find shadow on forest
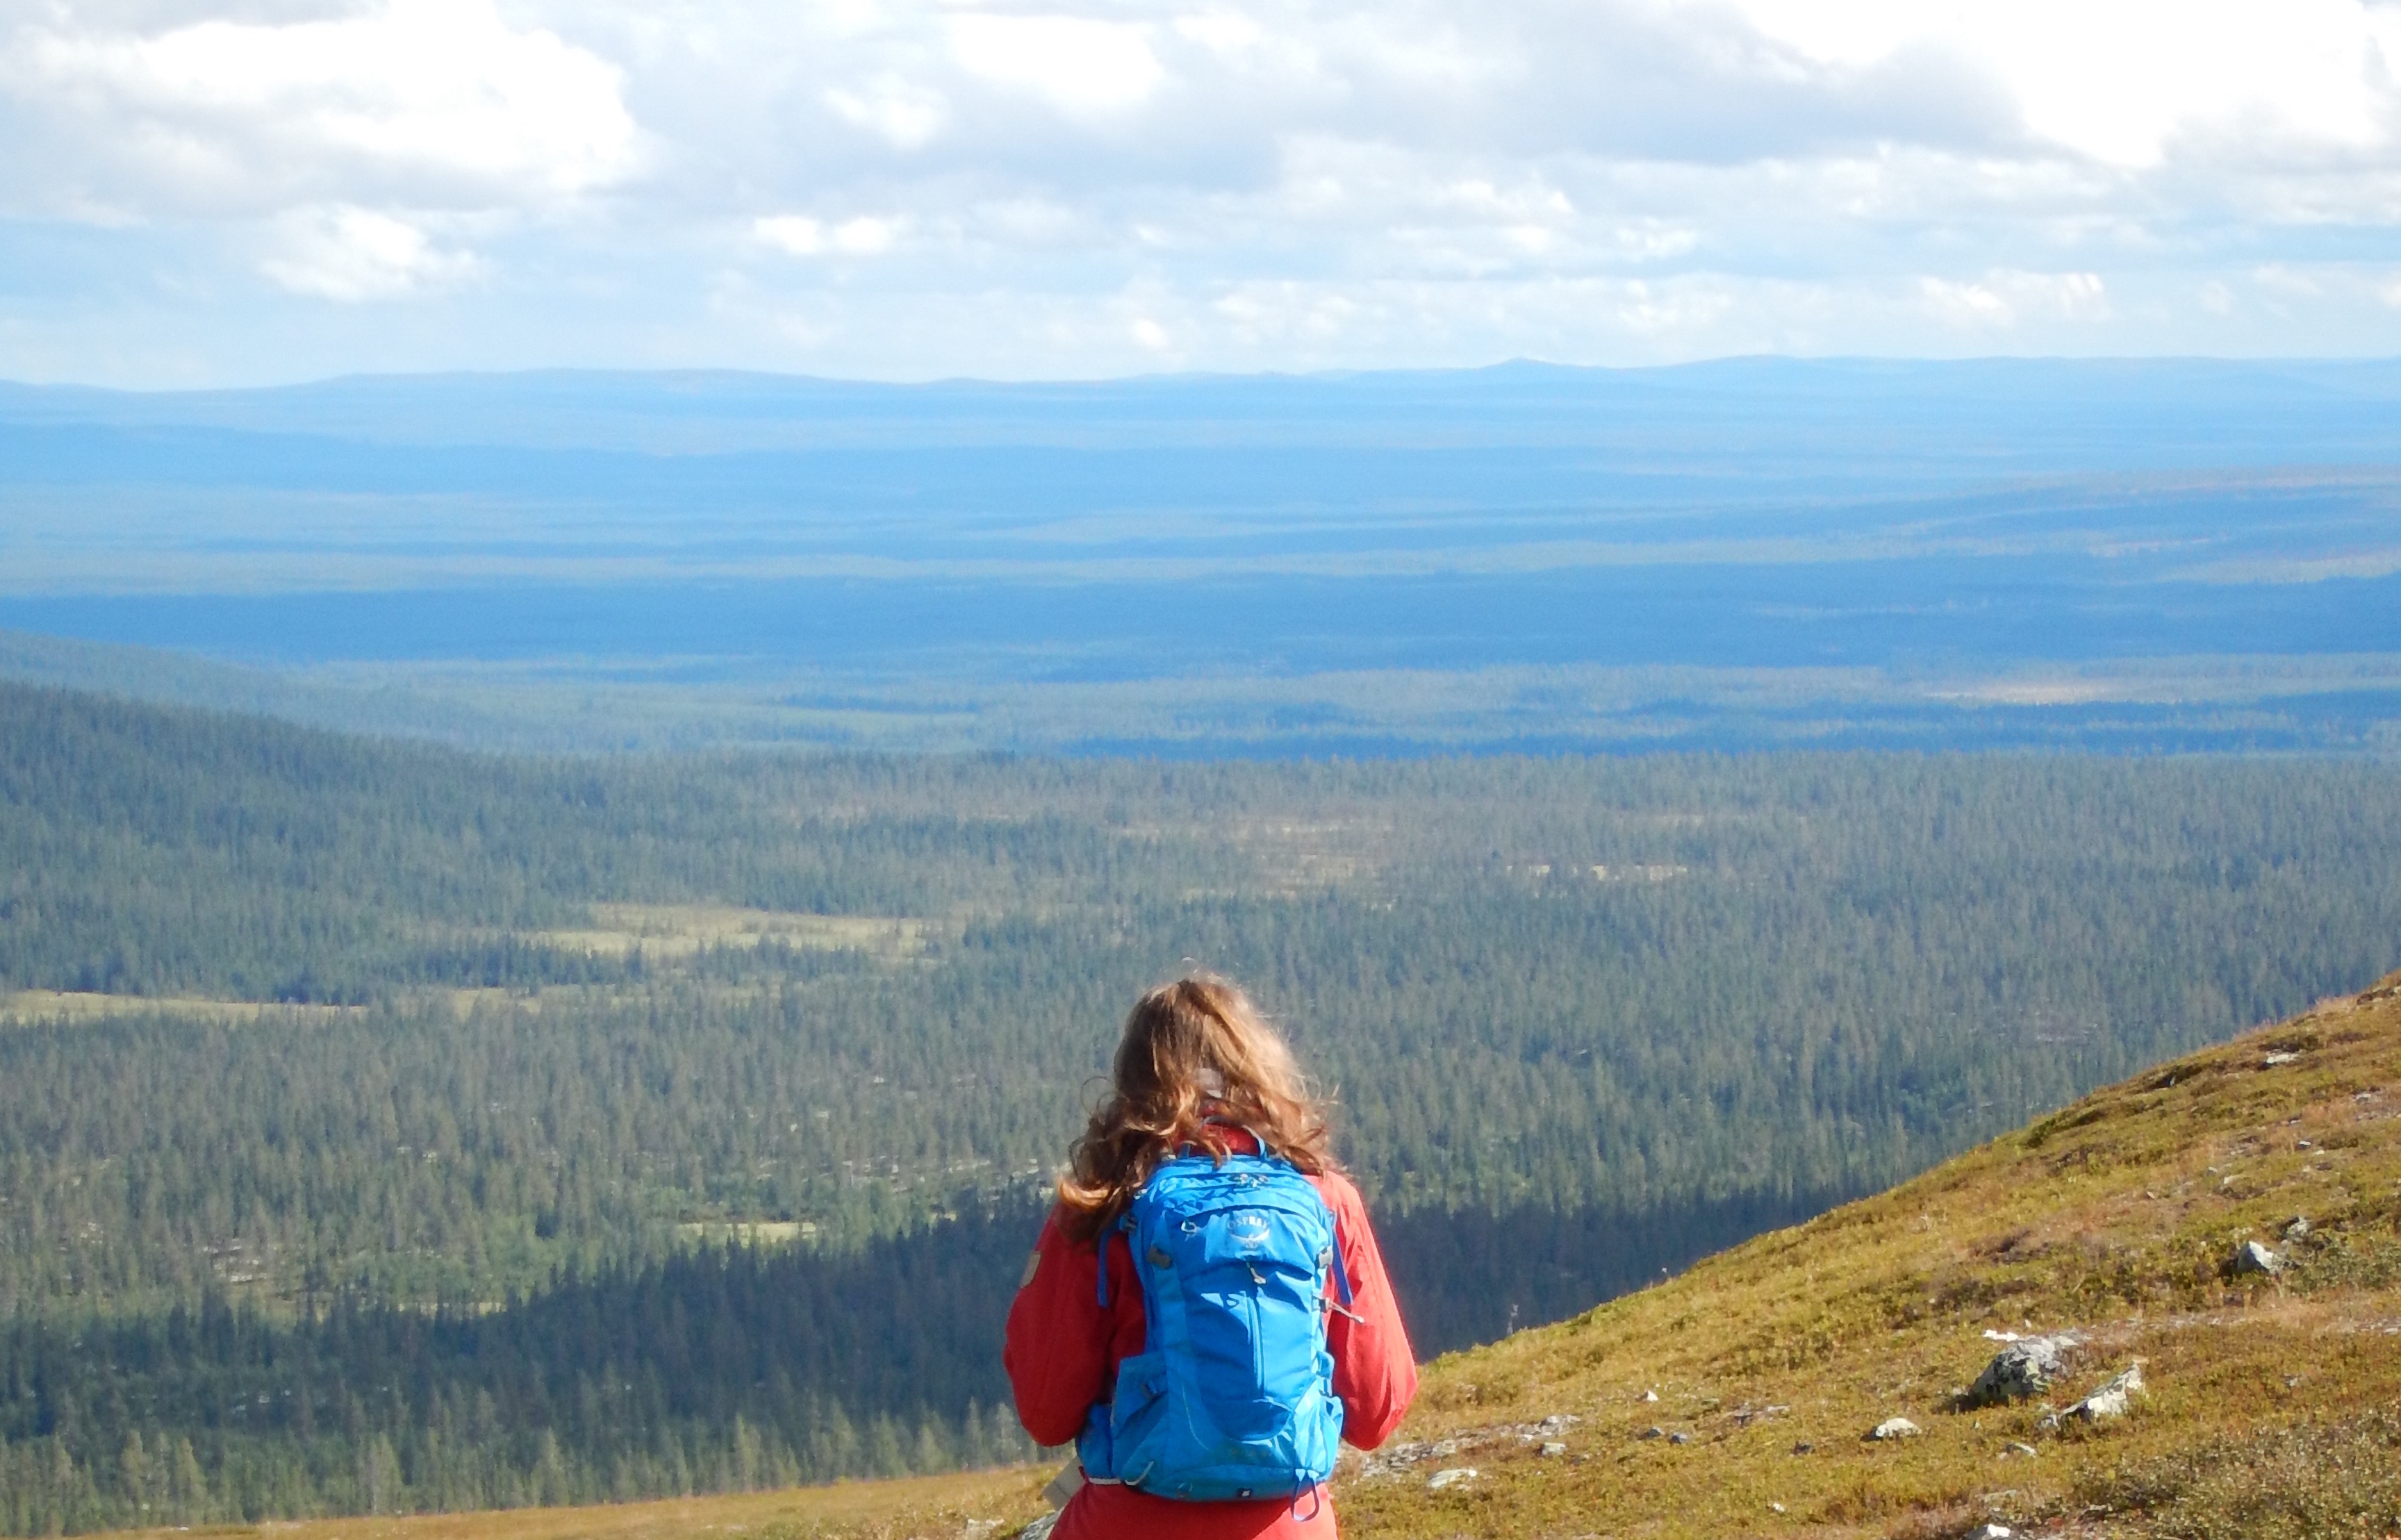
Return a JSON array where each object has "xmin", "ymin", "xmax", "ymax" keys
[
  {"xmin": 0, "ymin": 1186, "xmax": 1848, "ymax": 1531},
  {"xmin": 1376, "ymin": 1187, "xmax": 1857, "ymax": 1356}
]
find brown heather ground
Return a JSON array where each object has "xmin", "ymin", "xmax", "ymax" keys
[{"xmin": 119, "ymin": 970, "xmax": 2401, "ymax": 1540}]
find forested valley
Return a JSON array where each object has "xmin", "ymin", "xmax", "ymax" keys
[{"xmin": 4, "ymin": 679, "xmax": 2400, "ymax": 1532}]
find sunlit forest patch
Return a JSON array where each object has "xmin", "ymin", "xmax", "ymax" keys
[
  {"xmin": 531, "ymin": 906, "xmax": 935, "ymax": 962},
  {"xmin": 0, "ymin": 991, "xmax": 363, "ymax": 1026}
]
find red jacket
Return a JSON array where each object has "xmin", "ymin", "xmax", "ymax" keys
[{"xmin": 1004, "ymin": 1145, "xmax": 1417, "ymax": 1540}]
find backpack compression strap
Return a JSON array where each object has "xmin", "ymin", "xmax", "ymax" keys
[
  {"xmin": 1234, "ymin": 1128, "xmax": 1357, "ymax": 1313},
  {"xmin": 1097, "ymin": 1209, "xmax": 1352, "ymax": 1312}
]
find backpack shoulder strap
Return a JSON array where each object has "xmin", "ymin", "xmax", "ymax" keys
[
  {"xmin": 1094, "ymin": 1211, "xmax": 1133, "ymax": 1308},
  {"xmin": 1271, "ymin": 1154, "xmax": 1352, "ymax": 1307}
]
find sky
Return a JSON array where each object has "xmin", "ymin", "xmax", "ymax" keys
[{"xmin": 4, "ymin": 0, "xmax": 2401, "ymax": 385}]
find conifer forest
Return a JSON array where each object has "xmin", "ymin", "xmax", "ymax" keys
[{"xmin": 5, "ymin": 679, "xmax": 2400, "ymax": 1531}]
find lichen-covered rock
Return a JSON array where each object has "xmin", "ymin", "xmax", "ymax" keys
[
  {"xmin": 2231, "ymin": 1239, "xmax": 2285, "ymax": 1276},
  {"xmin": 1865, "ymin": 1416, "xmax": 1921, "ymax": 1441},
  {"xmin": 2040, "ymin": 1364, "xmax": 2146, "ymax": 1428},
  {"xmin": 1965, "ymin": 1334, "xmax": 2077, "ymax": 1406},
  {"xmin": 2076, "ymin": 1365, "xmax": 2145, "ymax": 1418},
  {"xmin": 1426, "ymin": 1467, "xmax": 1478, "ymax": 1491}
]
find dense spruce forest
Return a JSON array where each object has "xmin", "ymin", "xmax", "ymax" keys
[{"xmin": 4, "ymin": 679, "xmax": 2400, "ymax": 1531}]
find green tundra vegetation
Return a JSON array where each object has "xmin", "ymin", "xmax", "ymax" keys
[{"xmin": 3, "ymin": 679, "xmax": 2400, "ymax": 1530}]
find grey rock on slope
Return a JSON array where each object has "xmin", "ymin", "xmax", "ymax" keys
[{"xmin": 1965, "ymin": 1335, "xmax": 2079, "ymax": 1406}]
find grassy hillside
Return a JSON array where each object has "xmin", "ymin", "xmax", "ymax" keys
[
  {"xmin": 1337, "ymin": 966, "xmax": 2401, "ymax": 1540},
  {"xmin": 108, "ymin": 968, "xmax": 2401, "ymax": 1540}
]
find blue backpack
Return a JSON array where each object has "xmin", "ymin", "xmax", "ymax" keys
[{"xmin": 1077, "ymin": 1150, "xmax": 1353, "ymax": 1501}]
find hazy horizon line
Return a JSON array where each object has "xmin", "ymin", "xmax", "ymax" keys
[{"xmin": 13, "ymin": 351, "xmax": 2401, "ymax": 401}]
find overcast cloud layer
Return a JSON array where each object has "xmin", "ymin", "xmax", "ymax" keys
[{"xmin": 6, "ymin": 0, "xmax": 2401, "ymax": 383}]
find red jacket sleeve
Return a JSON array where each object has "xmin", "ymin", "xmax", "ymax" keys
[
  {"xmin": 1315, "ymin": 1173, "xmax": 1418, "ymax": 1449},
  {"xmin": 1003, "ymin": 1205, "xmax": 1143, "ymax": 1447}
]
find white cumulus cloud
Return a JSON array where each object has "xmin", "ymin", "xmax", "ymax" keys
[
  {"xmin": 1724, "ymin": 0, "xmax": 2401, "ymax": 166},
  {"xmin": 1920, "ymin": 270, "xmax": 2109, "ymax": 329},
  {"xmin": 946, "ymin": 13, "xmax": 1166, "ymax": 115},
  {"xmin": 8, "ymin": 0, "xmax": 2401, "ymax": 376},
  {"xmin": 3, "ymin": 0, "xmax": 640, "ymax": 217},
  {"xmin": 755, "ymin": 214, "xmax": 903, "ymax": 256},
  {"xmin": 260, "ymin": 204, "xmax": 480, "ymax": 299},
  {"xmin": 826, "ymin": 76, "xmax": 949, "ymax": 150}
]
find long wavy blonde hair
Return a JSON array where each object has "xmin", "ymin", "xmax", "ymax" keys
[{"xmin": 1056, "ymin": 975, "xmax": 1336, "ymax": 1241}]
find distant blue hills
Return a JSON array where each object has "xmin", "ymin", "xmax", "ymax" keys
[
  {"xmin": 10, "ymin": 356, "xmax": 2401, "ymax": 459},
  {"xmin": 1, "ymin": 358, "xmax": 2397, "ymax": 755}
]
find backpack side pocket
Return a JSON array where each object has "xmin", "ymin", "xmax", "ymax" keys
[{"xmin": 1100, "ymin": 1351, "xmax": 1170, "ymax": 1486}]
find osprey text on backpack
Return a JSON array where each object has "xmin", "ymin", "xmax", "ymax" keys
[{"xmin": 1076, "ymin": 1150, "xmax": 1355, "ymax": 1500}]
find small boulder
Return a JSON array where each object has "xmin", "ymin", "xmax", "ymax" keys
[
  {"xmin": 1965, "ymin": 1334, "xmax": 2075, "ymax": 1406},
  {"xmin": 2284, "ymin": 1216, "xmax": 2311, "ymax": 1242},
  {"xmin": 1538, "ymin": 1441, "xmax": 1567, "ymax": 1458},
  {"xmin": 2230, "ymin": 1240, "xmax": 2284, "ymax": 1276},
  {"xmin": 1637, "ymin": 1425, "xmax": 1665, "ymax": 1441},
  {"xmin": 1790, "ymin": 1441, "xmax": 1814, "ymax": 1455},
  {"xmin": 1639, "ymin": 1389, "xmax": 1660, "ymax": 1403},
  {"xmin": 1426, "ymin": 1468, "xmax": 1477, "ymax": 1491},
  {"xmin": 2041, "ymin": 1364, "xmax": 2145, "ymax": 1428},
  {"xmin": 2264, "ymin": 1051, "xmax": 2300, "ymax": 1067},
  {"xmin": 2006, "ymin": 1441, "xmax": 2039, "ymax": 1458},
  {"xmin": 1969, "ymin": 1526, "xmax": 2014, "ymax": 1539},
  {"xmin": 1865, "ymin": 1416, "xmax": 1921, "ymax": 1441},
  {"xmin": 1668, "ymin": 1432, "xmax": 1692, "ymax": 1446},
  {"xmin": 2075, "ymin": 1365, "xmax": 2144, "ymax": 1419}
]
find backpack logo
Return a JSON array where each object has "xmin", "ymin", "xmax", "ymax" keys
[{"xmin": 1078, "ymin": 1153, "xmax": 1354, "ymax": 1501}]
